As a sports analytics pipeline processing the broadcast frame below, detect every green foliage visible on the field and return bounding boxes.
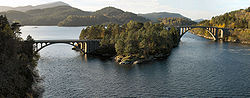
[0,6,149,26]
[232,29,250,42]
[58,15,111,26]
[138,12,186,22]
[194,7,250,43]
[0,15,38,97]
[0,6,91,25]
[247,7,250,12]
[79,20,180,58]
[198,7,250,29]
[159,17,196,26]
[58,7,149,26]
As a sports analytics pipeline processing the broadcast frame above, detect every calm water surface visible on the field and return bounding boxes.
[21,26,250,97]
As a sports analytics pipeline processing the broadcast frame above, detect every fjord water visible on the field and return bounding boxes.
[21,26,250,97]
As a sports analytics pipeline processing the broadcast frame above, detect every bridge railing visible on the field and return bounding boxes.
[34,39,101,43]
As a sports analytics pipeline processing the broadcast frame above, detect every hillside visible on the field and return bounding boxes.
[1,6,149,26]
[159,17,196,26]
[58,7,150,26]
[0,6,91,25]
[0,1,189,26]
[192,7,250,43]
[0,1,69,12]
[194,19,204,23]
[0,6,13,12]
[198,7,250,28]
[138,12,186,22]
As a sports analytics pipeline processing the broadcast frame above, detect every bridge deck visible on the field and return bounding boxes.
[34,39,101,43]
[174,26,234,30]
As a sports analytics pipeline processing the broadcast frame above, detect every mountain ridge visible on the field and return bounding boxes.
[138,12,187,22]
[0,1,70,12]
[0,6,91,25]
[58,7,150,26]
[0,1,191,26]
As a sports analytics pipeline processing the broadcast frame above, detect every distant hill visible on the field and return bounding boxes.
[0,6,13,12]
[0,6,91,25]
[0,1,188,26]
[58,7,150,26]
[159,17,196,26]
[0,1,69,12]
[138,12,186,22]
[194,19,204,23]
[0,6,149,26]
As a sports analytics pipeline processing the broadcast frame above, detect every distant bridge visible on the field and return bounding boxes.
[173,26,234,41]
[33,39,100,54]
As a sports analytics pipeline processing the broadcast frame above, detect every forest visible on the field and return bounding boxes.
[0,6,149,26]
[0,6,91,25]
[159,17,196,26]
[79,21,180,64]
[58,7,149,26]
[0,15,39,97]
[191,7,250,43]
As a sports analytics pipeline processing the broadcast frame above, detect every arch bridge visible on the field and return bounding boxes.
[33,39,100,54]
[173,26,234,41]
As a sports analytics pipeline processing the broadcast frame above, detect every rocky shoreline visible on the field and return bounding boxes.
[114,53,170,65]
[192,33,250,44]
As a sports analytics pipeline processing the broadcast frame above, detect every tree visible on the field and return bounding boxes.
[26,35,34,41]
[115,40,124,55]
[0,15,38,97]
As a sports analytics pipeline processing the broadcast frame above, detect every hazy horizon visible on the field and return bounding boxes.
[0,0,249,20]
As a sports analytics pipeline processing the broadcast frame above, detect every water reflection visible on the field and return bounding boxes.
[79,54,88,63]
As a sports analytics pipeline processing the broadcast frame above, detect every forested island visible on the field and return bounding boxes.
[79,21,180,64]
[0,15,39,97]
[191,7,250,44]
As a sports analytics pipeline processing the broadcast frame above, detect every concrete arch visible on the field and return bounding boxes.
[177,26,234,41]
[34,42,77,53]
[33,40,101,54]
[218,29,224,39]
[180,27,218,40]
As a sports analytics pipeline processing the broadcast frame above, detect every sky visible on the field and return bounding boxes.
[0,0,249,20]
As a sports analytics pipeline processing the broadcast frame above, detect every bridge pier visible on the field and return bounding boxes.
[220,29,224,39]
[214,28,218,41]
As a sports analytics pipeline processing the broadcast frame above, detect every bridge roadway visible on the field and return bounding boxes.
[34,39,100,43]
[33,39,101,54]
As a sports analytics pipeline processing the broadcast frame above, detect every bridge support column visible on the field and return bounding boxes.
[85,42,88,54]
[220,29,224,40]
[215,28,218,41]
[212,28,214,34]
[78,42,83,53]
[180,28,183,36]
